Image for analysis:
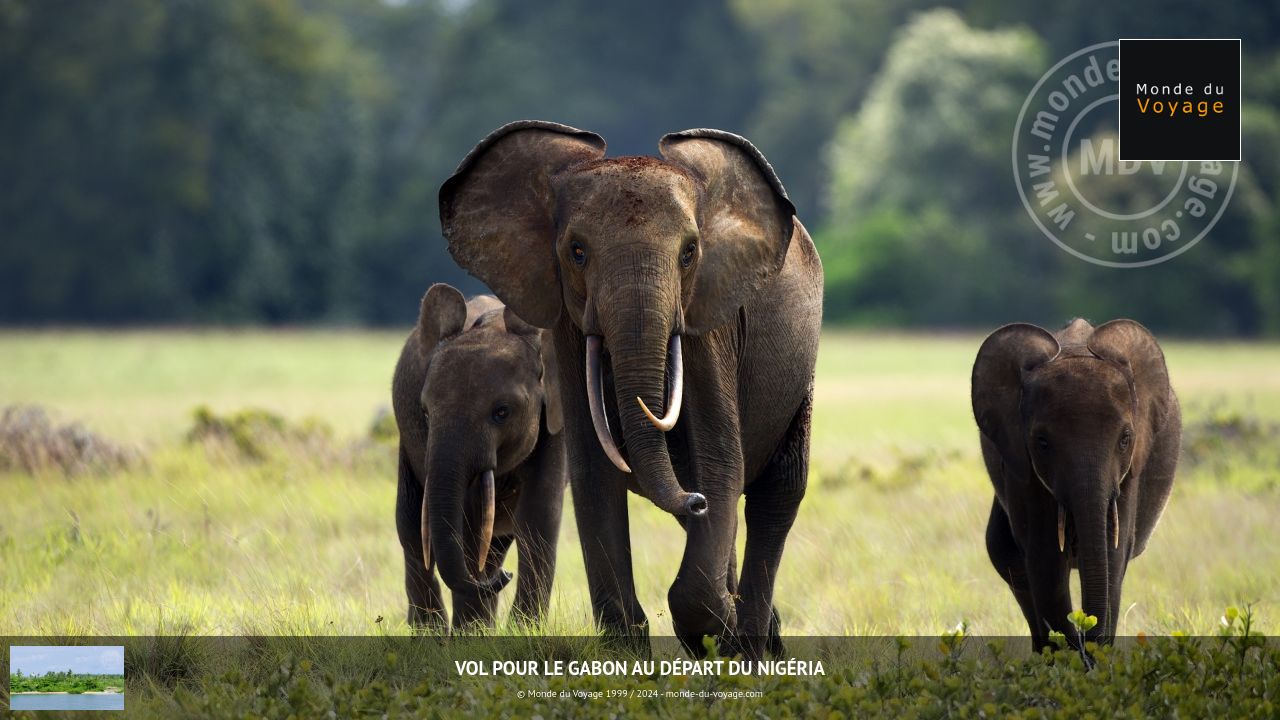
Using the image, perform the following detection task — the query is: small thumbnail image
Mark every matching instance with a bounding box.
[8,645,124,711]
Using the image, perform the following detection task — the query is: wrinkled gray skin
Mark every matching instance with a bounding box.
[438,121,823,659]
[392,283,566,630]
[972,318,1180,650]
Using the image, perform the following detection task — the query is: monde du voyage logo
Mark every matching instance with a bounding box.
[1013,40,1240,268]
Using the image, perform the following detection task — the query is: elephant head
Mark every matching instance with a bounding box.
[439,121,795,518]
[416,283,562,596]
[972,319,1173,640]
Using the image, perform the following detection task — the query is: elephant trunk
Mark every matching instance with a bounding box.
[1073,485,1113,644]
[425,443,509,596]
[611,339,706,517]
[584,257,705,517]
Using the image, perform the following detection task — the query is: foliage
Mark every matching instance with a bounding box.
[185,403,389,469]
[9,671,124,694]
[1,1,1279,333]
[0,0,377,324]
[1181,407,1280,492]
[821,9,1280,335]
[187,405,332,461]
[42,611,1280,717]
[822,11,1053,328]
[368,406,399,445]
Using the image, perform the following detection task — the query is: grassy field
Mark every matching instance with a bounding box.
[1,328,1278,638]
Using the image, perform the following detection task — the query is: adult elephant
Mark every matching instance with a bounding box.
[439,121,823,657]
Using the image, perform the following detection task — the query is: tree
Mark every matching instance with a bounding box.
[821,10,1052,326]
[0,0,375,323]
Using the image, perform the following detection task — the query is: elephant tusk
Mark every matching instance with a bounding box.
[586,335,631,473]
[476,469,496,575]
[636,335,683,432]
[1057,504,1066,553]
[1110,497,1120,550]
[420,484,431,571]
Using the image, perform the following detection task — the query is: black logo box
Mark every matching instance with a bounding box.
[1119,39,1241,162]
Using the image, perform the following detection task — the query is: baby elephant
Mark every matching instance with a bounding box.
[972,319,1180,649]
[392,283,566,630]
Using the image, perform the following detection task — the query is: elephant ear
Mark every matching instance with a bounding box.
[440,121,607,329]
[418,283,468,362]
[501,306,562,435]
[658,129,796,333]
[1088,319,1173,461]
[971,323,1061,480]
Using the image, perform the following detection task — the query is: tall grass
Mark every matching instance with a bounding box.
[1,330,1278,637]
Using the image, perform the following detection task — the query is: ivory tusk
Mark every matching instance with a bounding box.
[636,335,683,432]
[1057,504,1066,553]
[420,485,431,571]
[586,335,631,473]
[1110,497,1120,550]
[476,469,495,574]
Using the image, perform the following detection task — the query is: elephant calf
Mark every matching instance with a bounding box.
[392,283,566,630]
[972,318,1180,649]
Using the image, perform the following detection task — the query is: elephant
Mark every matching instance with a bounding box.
[971,318,1181,649]
[437,120,823,658]
[391,283,567,630]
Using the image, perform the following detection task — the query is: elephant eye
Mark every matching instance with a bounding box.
[570,241,587,266]
[491,403,511,424]
[1119,430,1132,451]
[1036,435,1050,451]
[680,240,697,268]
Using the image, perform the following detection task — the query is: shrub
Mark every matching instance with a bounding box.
[185,405,393,471]
[0,405,140,476]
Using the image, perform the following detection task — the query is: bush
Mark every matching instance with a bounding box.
[0,405,140,476]
[185,405,393,472]
[186,405,334,462]
[1182,406,1280,491]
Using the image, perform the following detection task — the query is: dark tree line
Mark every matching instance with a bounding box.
[1,0,1277,334]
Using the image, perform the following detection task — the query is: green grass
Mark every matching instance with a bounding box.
[1,329,1278,638]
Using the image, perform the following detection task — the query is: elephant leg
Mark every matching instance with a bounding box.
[668,372,746,658]
[735,390,812,660]
[1024,527,1073,652]
[569,455,647,645]
[1106,558,1129,641]
[673,511,744,655]
[556,323,647,649]
[396,445,446,630]
[985,498,1036,645]
[715,527,750,658]
[452,535,515,629]
[512,432,567,625]
[669,487,741,657]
